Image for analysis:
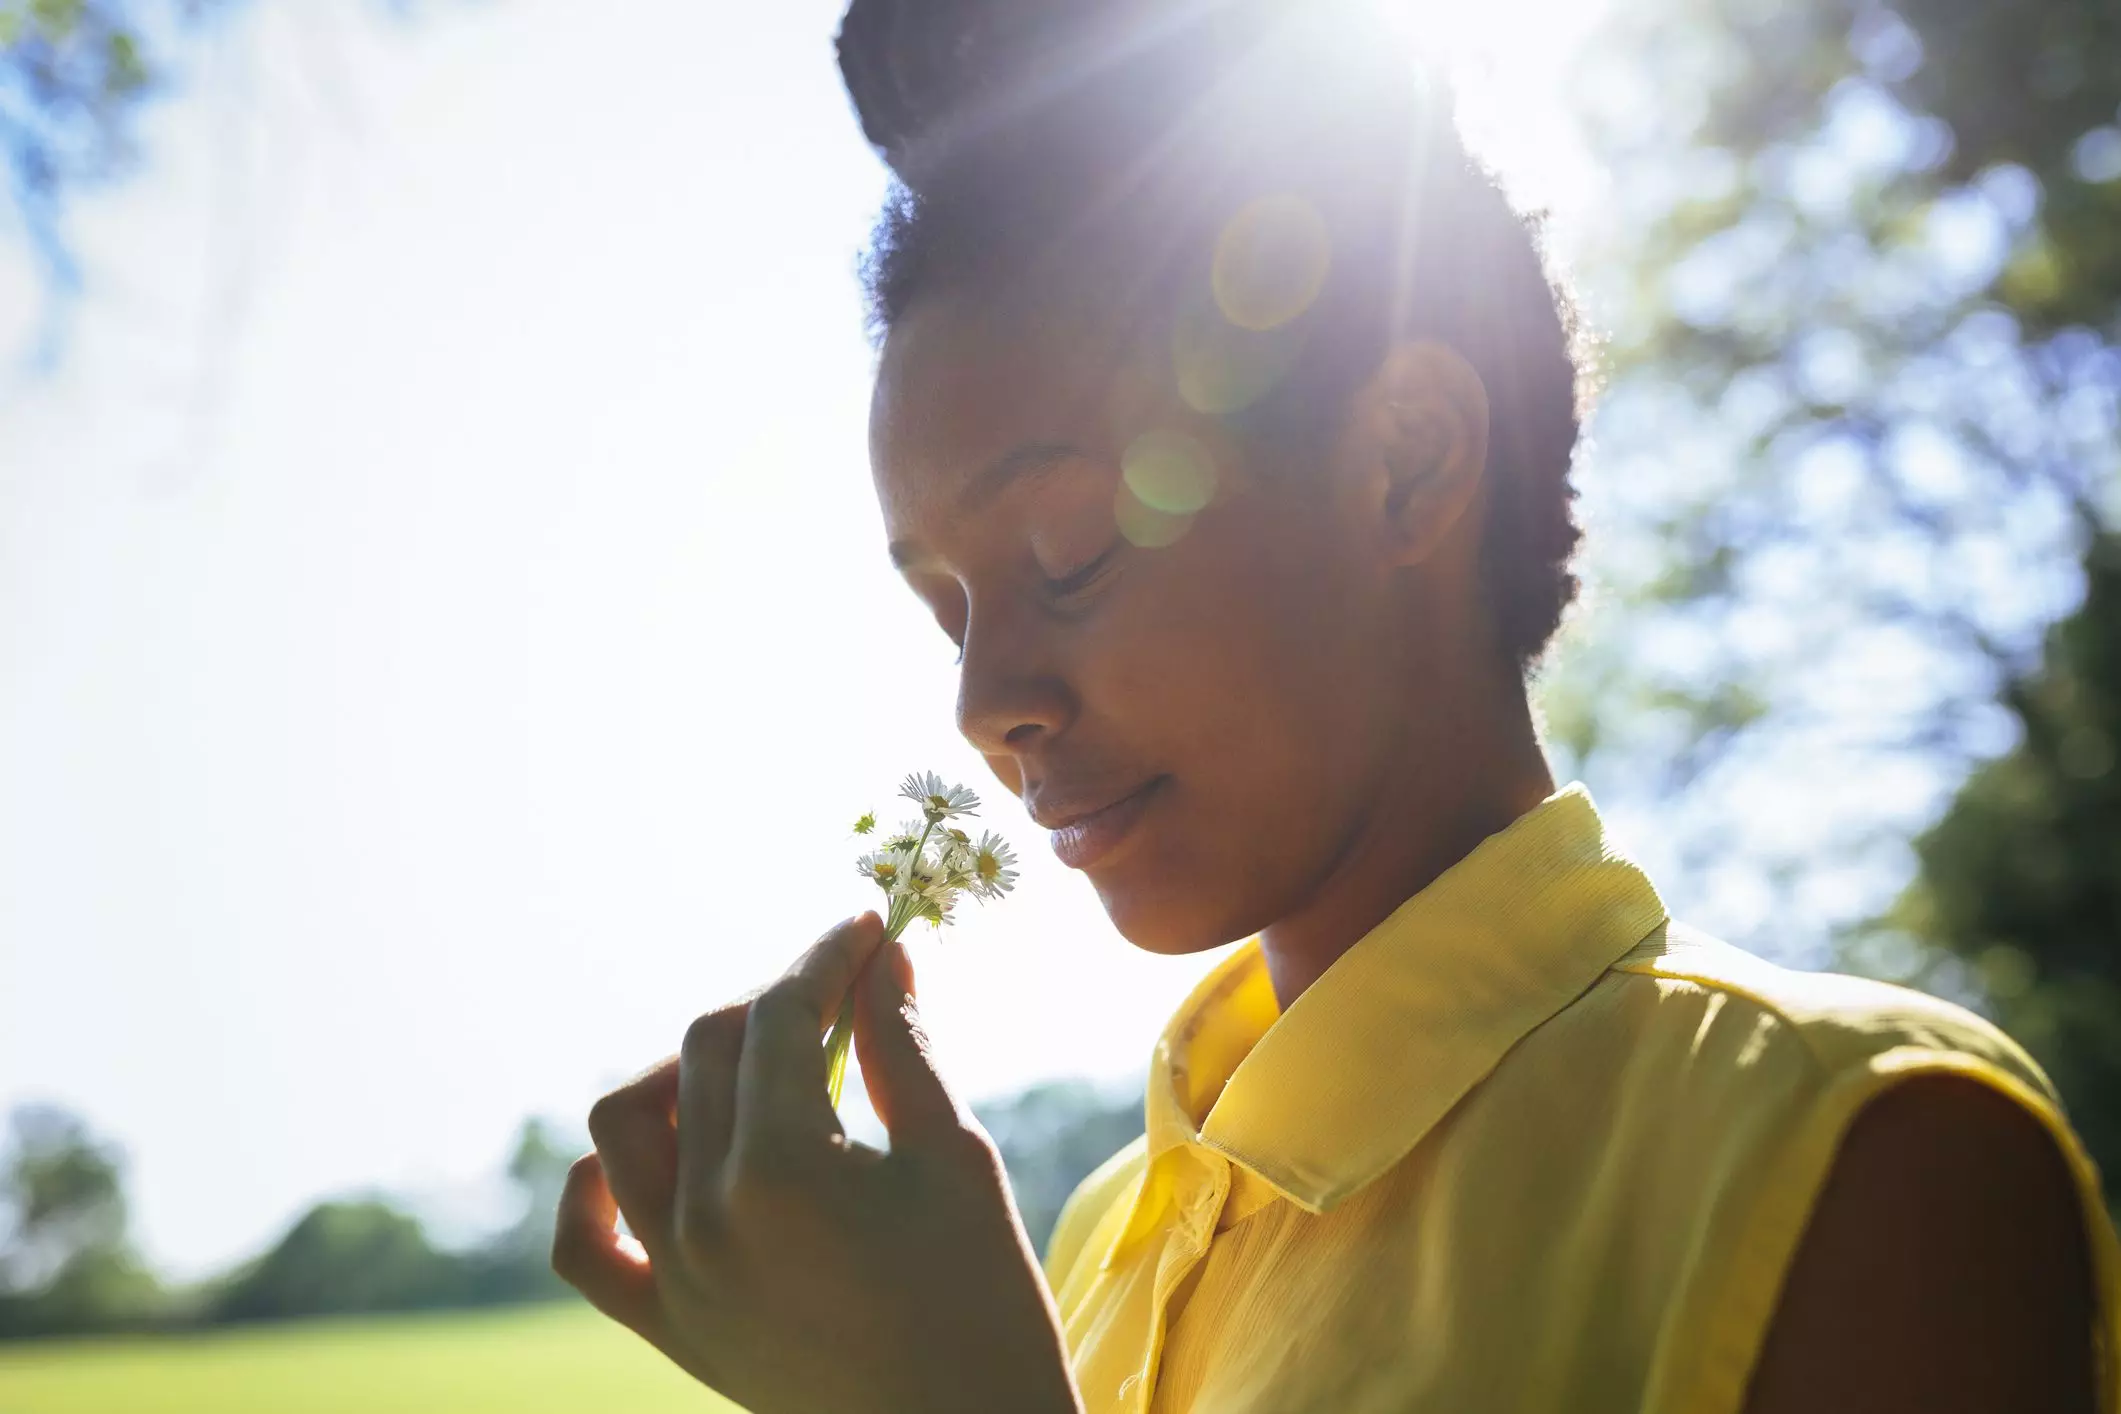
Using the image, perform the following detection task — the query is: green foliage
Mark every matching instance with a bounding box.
[1898,0,2121,333]
[0,1085,1146,1342]
[0,1107,581,1340]
[0,1248,164,1341]
[976,1079,1144,1257]
[0,1107,163,1339]
[0,0,225,300]
[1558,0,2121,955]
[211,1201,465,1324]
[1873,531,2121,1184]
[209,1116,588,1324]
[0,1108,128,1293]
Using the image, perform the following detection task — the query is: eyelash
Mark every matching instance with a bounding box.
[942,545,1121,666]
[1043,544,1119,600]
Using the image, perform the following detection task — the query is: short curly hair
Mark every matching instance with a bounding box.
[836,0,1590,669]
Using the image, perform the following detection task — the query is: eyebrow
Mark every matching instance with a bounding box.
[887,441,1088,569]
[959,441,1086,511]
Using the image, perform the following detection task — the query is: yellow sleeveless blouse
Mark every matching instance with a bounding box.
[1041,783,2121,1413]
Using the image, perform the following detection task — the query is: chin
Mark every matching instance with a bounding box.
[1091,869,1262,957]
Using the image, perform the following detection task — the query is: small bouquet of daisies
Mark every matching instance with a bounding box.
[824,772,1019,1106]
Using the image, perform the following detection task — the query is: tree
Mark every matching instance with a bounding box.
[454,1116,577,1305]
[1552,0,2121,962]
[3,0,437,359]
[1,0,233,294]
[0,1104,162,1338]
[212,1198,464,1323]
[501,1116,576,1254]
[212,1117,591,1322]
[1864,531,2121,1193]
[1557,0,2121,1199]
[976,1079,1144,1256]
[0,1104,126,1292]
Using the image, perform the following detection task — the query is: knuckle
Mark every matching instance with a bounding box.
[681,1008,733,1062]
[747,982,807,1032]
[724,1138,810,1223]
[673,1190,727,1263]
[935,1119,1003,1177]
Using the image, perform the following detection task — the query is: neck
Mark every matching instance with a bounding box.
[1257,670,1555,1012]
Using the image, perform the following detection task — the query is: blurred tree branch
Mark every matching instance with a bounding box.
[1,0,235,293]
[1553,0,2121,954]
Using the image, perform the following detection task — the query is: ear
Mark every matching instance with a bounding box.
[1343,340,1491,567]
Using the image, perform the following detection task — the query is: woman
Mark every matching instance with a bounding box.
[552,1,2120,1409]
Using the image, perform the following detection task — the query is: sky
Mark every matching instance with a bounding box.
[0,0,1615,1277]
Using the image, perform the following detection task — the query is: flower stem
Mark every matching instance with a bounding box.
[824,992,858,1109]
[823,887,919,1110]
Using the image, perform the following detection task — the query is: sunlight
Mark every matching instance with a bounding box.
[1368,0,1616,229]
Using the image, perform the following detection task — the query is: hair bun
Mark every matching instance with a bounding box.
[834,0,1064,188]
[836,0,1332,192]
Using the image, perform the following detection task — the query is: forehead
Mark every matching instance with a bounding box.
[869,288,1160,526]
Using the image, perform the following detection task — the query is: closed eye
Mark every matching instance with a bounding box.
[1044,543,1120,599]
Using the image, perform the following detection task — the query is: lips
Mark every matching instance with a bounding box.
[1032,776,1167,871]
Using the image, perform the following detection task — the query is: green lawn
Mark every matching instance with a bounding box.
[0,1304,743,1413]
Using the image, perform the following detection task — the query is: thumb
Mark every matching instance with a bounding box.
[853,936,962,1143]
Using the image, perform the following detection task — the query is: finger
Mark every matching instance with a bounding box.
[857,936,919,1134]
[675,992,759,1236]
[586,1058,680,1255]
[732,913,884,1150]
[552,1153,668,1348]
[853,935,965,1143]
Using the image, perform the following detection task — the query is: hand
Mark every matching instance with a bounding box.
[554,912,1084,1414]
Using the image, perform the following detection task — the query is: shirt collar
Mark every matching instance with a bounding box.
[1138,782,1668,1219]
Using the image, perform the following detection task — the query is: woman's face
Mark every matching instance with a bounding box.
[870,287,1438,955]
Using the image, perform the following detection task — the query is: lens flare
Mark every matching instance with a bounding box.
[1212,193,1333,332]
[1172,292,1309,415]
[1115,479,1195,548]
[1121,428,1218,516]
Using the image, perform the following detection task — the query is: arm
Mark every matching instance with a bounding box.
[1745,1073,2098,1414]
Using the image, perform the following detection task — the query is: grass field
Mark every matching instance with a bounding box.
[0,1304,743,1413]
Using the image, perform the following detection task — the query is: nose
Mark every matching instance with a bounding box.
[954,601,1075,758]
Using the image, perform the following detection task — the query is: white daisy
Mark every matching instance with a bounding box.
[901,771,981,823]
[933,826,974,872]
[828,772,1017,1109]
[902,850,959,900]
[856,848,907,893]
[969,831,1020,900]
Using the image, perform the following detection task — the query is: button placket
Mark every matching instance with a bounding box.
[1127,1147,1233,1413]
[1179,1146,1233,1242]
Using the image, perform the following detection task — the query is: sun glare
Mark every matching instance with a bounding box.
[1368,0,1614,232]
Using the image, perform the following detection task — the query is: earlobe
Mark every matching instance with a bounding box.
[1361,341,1491,567]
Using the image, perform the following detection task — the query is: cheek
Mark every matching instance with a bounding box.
[1084,520,1395,949]
[1104,506,1387,765]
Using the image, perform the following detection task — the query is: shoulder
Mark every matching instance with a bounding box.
[1599,919,2059,1104]
[1040,1132,1149,1293]
[1572,923,2120,1414]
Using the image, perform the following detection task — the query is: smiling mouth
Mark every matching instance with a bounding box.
[1041,776,1168,871]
